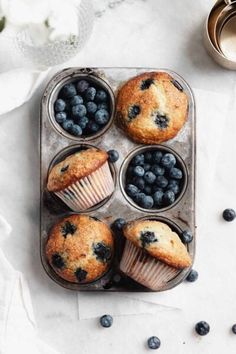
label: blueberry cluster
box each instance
[54,79,111,137]
[125,150,184,209]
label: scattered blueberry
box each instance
[143,163,151,171]
[161,153,176,169]
[76,116,89,129]
[151,164,165,176]
[152,185,163,193]
[195,321,210,336]
[86,101,97,114]
[77,80,89,93]
[223,208,236,222]
[144,151,153,162]
[140,195,154,209]
[100,314,113,328]
[61,83,77,98]
[181,230,193,244]
[131,154,145,166]
[134,192,146,204]
[72,104,87,118]
[54,99,66,112]
[55,111,67,124]
[70,95,83,106]
[95,89,107,102]
[163,190,175,206]
[133,166,145,177]
[108,149,119,163]
[186,269,198,282]
[113,218,126,230]
[147,336,161,350]
[144,171,156,184]
[155,175,168,188]
[169,167,183,179]
[98,102,109,110]
[132,176,145,190]
[85,86,96,101]
[95,109,109,125]
[232,324,236,334]
[62,119,74,132]
[153,190,164,207]
[152,151,163,163]
[143,185,152,195]
[126,184,139,197]
[87,121,99,133]
[168,179,180,194]
[71,124,82,137]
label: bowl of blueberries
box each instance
[48,71,115,140]
[119,145,188,212]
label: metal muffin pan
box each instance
[40,67,196,292]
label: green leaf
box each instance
[0,17,6,33]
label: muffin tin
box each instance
[40,67,196,292]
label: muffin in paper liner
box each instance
[55,161,114,211]
[120,240,179,291]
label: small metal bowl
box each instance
[47,69,115,141]
[46,143,117,213]
[119,145,188,214]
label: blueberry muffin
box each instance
[116,72,188,144]
[46,215,114,283]
[47,148,114,211]
[120,219,192,290]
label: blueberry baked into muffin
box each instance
[116,72,188,144]
[120,219,192,290]
[47,147,114,211]
[46,215,114,283]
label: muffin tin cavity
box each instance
[47,71,115,141]
[41,67,195,292]
[46,143,116,213]
[119,145,188,213]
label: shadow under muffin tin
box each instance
[40,67,195,292]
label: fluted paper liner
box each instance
[120,240,179,291]
[55,161,114,211]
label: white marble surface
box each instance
[1,0,236,353]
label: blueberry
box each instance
[155,176,168,188]
[131,154,145,166]
[186,269,198,282]
[147,336,161,350]
[61,221,77,237]
[61,83,77,98]
[181,230,193,244]
[62,119,74,132]
[140,231,157,247]
[144,171,156,184]
[100,314,113,328]
[127,166,134,176]
[128,105,140,120]
[153,190,164,207]
[126,184,139,197]
[70,95,83,106]
[151,164,165,176]
[72,104,87,118]
[169,167,183,179]
[98,102,109,110]
[133,192,146,204]
[113,218,126,231]
[161,153,176,169]
[87,121,100,133]
[143,185,152,195]
[86,101,97,115]
[132,177,145,190]
[195,321,210,336]
[75,268,87,282]
[108,149,119,163]
[152,151,163,163]
[163,190,175,206]
[223,208,236,222]
[71,124,82,137]
[93,242,112,262]
[95,89,107,102]
[168,179,180,194]
[77,80,89,93]
[133,166,145,177]
[85,87,96,101]
[141,78,154,90]
[232,324,236,334]
[143,163,151,171]
[52,253,65,269]
[152,185,163,193]
[76,116,89,129]
[95,109,109,125]
[144,151,153,162]
[140,195,154,209]
[55,111,67,124]
[54,98,66,112]
[154,113,169,129]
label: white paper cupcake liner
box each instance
[120,240,179,291]
[55,161,114,211]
